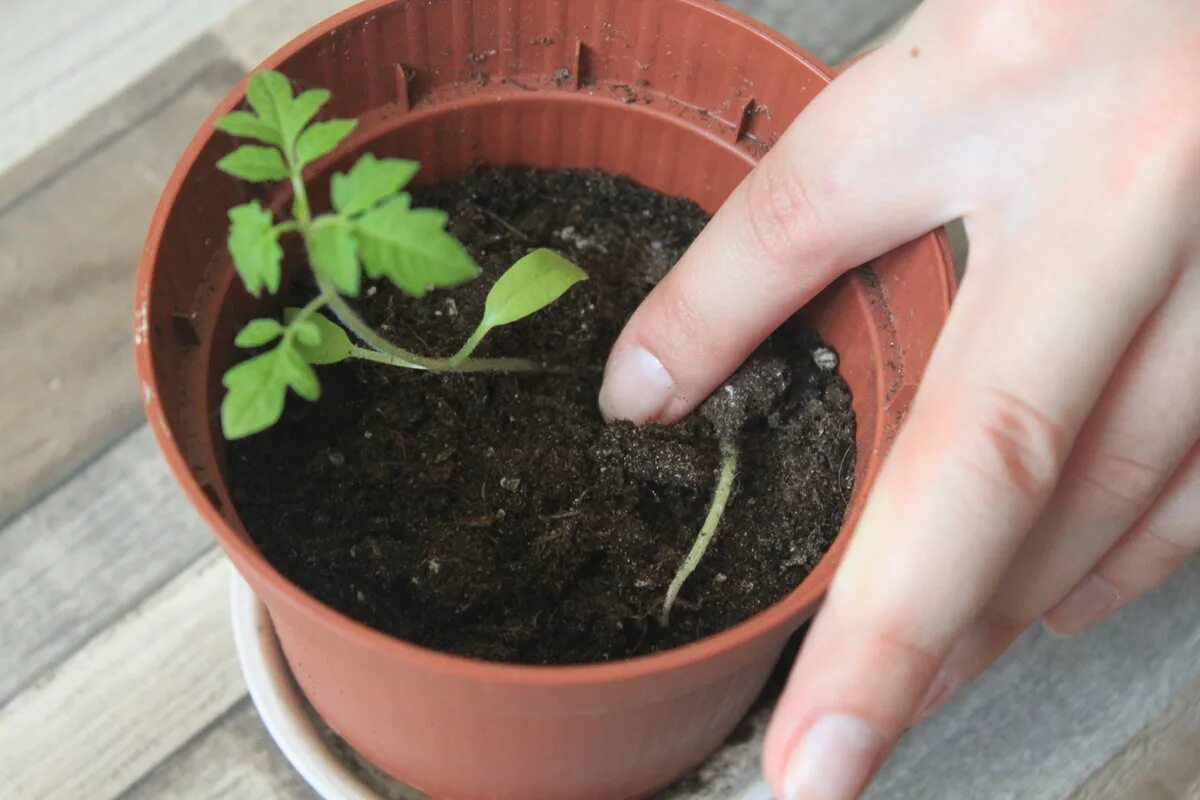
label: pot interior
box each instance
[140,0,953,661]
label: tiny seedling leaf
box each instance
[244,71,294,140]
[215,111,282,147]
[241,72,332,155]
[217,145,289,182]
[227,202,283,297]
[356,196,479,297]
[307,222,360,296]
[279,345,321,401]
[221,350,288,439]
[293,319,322,347]
[482,249,587,329]
[331,155,421,216]
[296,119,357,167]
[284,309,355,364]
[284,89,332,146]
[234,318,285,348]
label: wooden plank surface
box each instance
[0,0,246,176]
[0,427,211,705]
[1069,677,1200,800]
[0,45,244,526]
[124,700,318,800]
[0,552,242,800]
[2,0,1197,798]
[869,559,1200,800]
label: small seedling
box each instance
[215,70,752,628]
[214,70,586,439]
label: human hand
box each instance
[597,1,1200,797]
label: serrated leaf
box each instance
[235,318,285,347]
[217,145,289,182]
[306,222,360,296]
[331,154,421,216]
[227,202,283,297]
[293,320,322,347]
[482,249,587,328]
[355,196,479,297]
[296,119,357,167]
[215,111,282,147]
[284,89,332,146]
[244,71,294,137]
[284,309,354,365]
[220,338,324,439]
[279,345,320,401]
[221,350,288,439]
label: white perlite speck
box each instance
[812,347,838,372]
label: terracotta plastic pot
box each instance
[135,1,955,798]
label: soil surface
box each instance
[227,167,855,665]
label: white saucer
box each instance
[229,569,772,800]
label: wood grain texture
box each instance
[0,47,244,526]
[0,552,243,800]
[868,559,1200,800]
[0,0,247,176]
[213,0,355,68]
[2,0,1195,799]
[1069,676,1200,800]
[0,427,212,705]
[124,699,316,800]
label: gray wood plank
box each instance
[0,41,245,526]
[0,551,243,800]
[0,426,212,705]
[0,0,247,175]
[868,559,1200,800]
[212,0,354,68]
[122,699,318,800]
[1069,676,1200,800]
[726,0,920,64]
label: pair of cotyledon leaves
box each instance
[216,71,587,439]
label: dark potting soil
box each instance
[227,167,856,665]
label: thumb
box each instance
[599,44,956,423]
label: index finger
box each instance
[598,44,959,424]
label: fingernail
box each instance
[783,714,884,800]
[1044,573,1120,637]
[598,346,675,423]
[915,669,957,721]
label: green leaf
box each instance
[306,222,360,296]
[293,320,322,347]
[284,309,354,365]
[284,89,332,145]
[482,249,587,328]
[331,155,421,216]
[234,318,285,347]
[244,71,294,138]
[227,202,283,296]
[217,145,289,182]
[215,111,282,147]
[220,337,324,439]
[279,345,320,401]
[221,351,288,439]
[355,196,479,297]
[296,119,357,167]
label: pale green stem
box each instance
[318,274,562,374]
[290,159,565,376]
[659,438,739,627]
[287,147,312,225]
[447,324,489,367]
